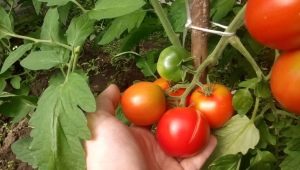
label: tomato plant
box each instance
[190,84,233,129]
[157,46,190,82]
[121,82,166,125]
[156,107,210,157]
[270,51,300,115]
[245,0,300,50]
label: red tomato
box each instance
[270,51,300,115]
[154,78,170,90]
[169,88,191,107]
[121,82,166,125]
[156,107,210,157]
[190,84,233,129]
[245,0,300,50]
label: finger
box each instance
[96,84,121,114]
[180,135,217,170]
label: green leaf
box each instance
[58,2,72,25]
[250,150,276,170]
[40,8,62,42]
[209,154,241,170]
[0,78,7,93]
[0,6,14,39]
[121,17,161,52]
[233,89,253,115]
[88,0,145,20]
[20,50,66,70]
[211,0,235,22]
[116,105,130,126]
[32,0,42,14]
[169,0,186,32]
[256,119,276,147]
[255,80,271,98]
[0,43,33,74]
[66,14,95,47]
[280,135,300,170]
[38,0,71,6]
[11,137,37,168]
[280,151,300,170]
[213,115,260,158]
[10,76,21,89]
[29,73,95,169]
[136,51,159,77]
[99,10,146,45]
[238,78,259,89]
[0,96,35,123]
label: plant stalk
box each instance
[149,0,182,47]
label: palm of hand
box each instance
[85,85,216,170]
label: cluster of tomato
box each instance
[121,76,233,157]
[245,0,300,115]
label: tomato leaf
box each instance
[280,136,300,170]
[211,0,236,22]
[136,51,159,77]
[213,115,260,158]
[66,14,95,47]
[249,150,276,170]
[0,96,36,123]
[28,73,95,169]
[0,6,14,39]
[208,154,241,170]
[256,119,276,147]
[99,10,146,45]
[11,137,37,168]
[169,0,186,32]
[40,8,62,43]
[88,0,145,20]
[233,89,253,115]
[238,78,259,89]
[58,3,72,25]
[38,0,71,6]
[32,0,42,14]
[10,76,21,89]
[20,50,66,70]
[121,17,162,52]
[0,78,7,93]
[255,80,271,98]
[0,43,33,74]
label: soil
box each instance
[0,42,147,170]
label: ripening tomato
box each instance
[245,0,300,50]
[154,78,170,90]
[121,82,166,125]
[270,51,300,115]
[157,46,190,82]
[156,107,210,157]
[190,84,233,129]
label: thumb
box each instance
[96,84,121,114]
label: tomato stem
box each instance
[178,5,246,106]
[0,29,73,50]
[150,0,182,47]
[251,97,260,121]
[229,36,264,80]
[71,0,88,13]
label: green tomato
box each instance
[157,46,190,82]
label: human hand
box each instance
[85,84,217,170]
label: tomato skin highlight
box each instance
[245,0,300,50]
[121,82,166,125]
[190,84,233,129]
[156,107,210,157]
[157,46,190,82]
[270,51,300,115]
